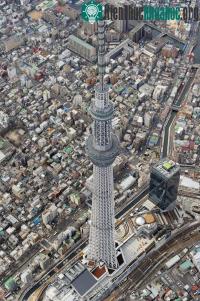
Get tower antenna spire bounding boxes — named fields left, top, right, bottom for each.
left=97, top=20, right=106, bottom=91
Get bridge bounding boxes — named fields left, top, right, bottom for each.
left=171, top=105, right=180, bottom=112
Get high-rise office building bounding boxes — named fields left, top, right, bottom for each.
left=149, top=159, right=180, bottom=212
left=86, top=21, right=119, bottom=269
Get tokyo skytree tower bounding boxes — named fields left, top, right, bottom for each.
left=86, top=20, right=119, bottom=269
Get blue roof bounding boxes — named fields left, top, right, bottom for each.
left=72, top=269, right=97, bottom=296
left=33, top=216, right=41, bottom=225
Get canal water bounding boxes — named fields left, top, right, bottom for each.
left=193, top=23, right=200, bottom=64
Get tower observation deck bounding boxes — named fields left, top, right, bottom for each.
left=86, top=20, right=120, bottom=269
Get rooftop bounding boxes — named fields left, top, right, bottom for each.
left=152, top=158, right=180, bottom=178
left=179, top=260, right=193, bottom=271
left=71, top=269, right=97, bottom=297
left=92, top=265, right=107, bottom=279
left=68, top=35, right=96, bottom=50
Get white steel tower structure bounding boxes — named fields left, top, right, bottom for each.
left=86, top=20, right=119, bottom=269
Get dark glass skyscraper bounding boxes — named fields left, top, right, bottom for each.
left=149, top=159, right=180, bottom=212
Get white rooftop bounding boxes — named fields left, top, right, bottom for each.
left=0, top=151, right=5, bottom=162
left=180, top=176, right=200, bottom=190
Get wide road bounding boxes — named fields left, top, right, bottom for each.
left=162, top=111, right=176, bottom=158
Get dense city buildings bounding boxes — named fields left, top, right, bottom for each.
left=0, top=0, right=200, bottom=300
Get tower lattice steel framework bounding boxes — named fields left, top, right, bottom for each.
left=86, top=20, right=119, bottom=269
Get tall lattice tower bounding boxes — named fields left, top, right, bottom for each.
left=86, top=20, right=119, bottom=269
